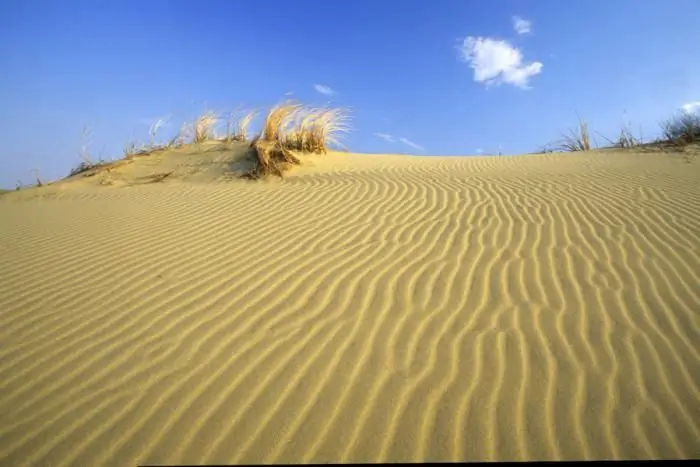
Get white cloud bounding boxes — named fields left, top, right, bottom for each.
left=681, top=101, right=700, bottom=114
left=476, top=148, right=484, bottom=154
left=399, top=137, right=424, bottom=151
left=374, top=132, right=396, bottom=143
left=314, top=84, right=335, bottom=96
left=457, top=36, right=543, bottom=88
left=512, top=16, right=532, bottom=35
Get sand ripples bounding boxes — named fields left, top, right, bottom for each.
left=1, top=151, right=699, bottom=464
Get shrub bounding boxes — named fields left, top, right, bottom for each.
left=660, top=112, right=700, bottom=146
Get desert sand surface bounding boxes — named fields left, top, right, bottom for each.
left=1, top=146, right=699, bottom=464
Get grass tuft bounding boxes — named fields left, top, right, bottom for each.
left=194, top=111, right=218, bottom=143
left=660, top=111, right=700, bottom=146
left=599, top=123, right=641, bottom=149
left=244, top=102, right=350, bottom=179
left=557, top=117, right=591, bottom=152
left=224, top=110, right=257, bottom=143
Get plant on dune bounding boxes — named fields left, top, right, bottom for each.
left=616, top=124, right=641, bottom=148
left=32, top=168, right=43, bottom=187
left=599, top=122, right=641, bottom=149
left=660, top=111, right=700, bottom=146
left=123, top=140, right=141, bottom=159
left=244, top=101, right=350, bottom=179
left=260, top=101, right=301, bottom=143
left=170, top=122, right=191, bottom=148
left=69, top=126, right=100, bottom=176
left=244, top=102, right=301, bottom=179
left=557, top=116, right=592, bottom=152
left=194, top=111, right=219, bottom=143
left=245, top=139, right=302, bottom=179
left=149, top=117, right=167, bottom=148
left=79, top=126, right=94, bottom=165
left=281, top=107, right=350, bottom=153
left=225, top=109, right=258, bottom=144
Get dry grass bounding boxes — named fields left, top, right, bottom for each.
left=259, top=102, right=301, bottom=143
left=194, top=111, right=218, bottom=144
left=32, top=169, right=43, bottom=187
left=660, top=112, right=700, bottom=146
left=245, top=102, right=350, bottom=179
left=281, top=107, right=350, bottom=153
left=244, top=140, right=301, bottom=179
left=149, top=118, right=167, bottom=147
left=599, top=123, right=641, bottom=149
left=557, top=117, right=592, bottom=152
left=225, top=110, right=257, bottom=143
left=616, top=124, right=641, bottom=148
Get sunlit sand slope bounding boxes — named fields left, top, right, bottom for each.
left=0, top=149, right=698, bottom=464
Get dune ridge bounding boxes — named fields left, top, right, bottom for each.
left=1, top=150, right=699, bottom=464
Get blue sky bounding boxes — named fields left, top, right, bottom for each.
left=1, top=0, right=699, bottom=188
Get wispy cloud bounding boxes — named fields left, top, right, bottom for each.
left=512, top=16, right=532, bottom=35
left=314, top=84, right=335, bottom=96
left=399, top=137, right=425, bottom=151
left=457, top=36, right=543, bottom=88
left=476, top=148, right=484, bottom=154
left=681, top=101, right=700, bottom=114
left=374, top=132, right=396, bottom=143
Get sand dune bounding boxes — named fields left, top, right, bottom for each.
left=1, top=148, right=699, bottom=464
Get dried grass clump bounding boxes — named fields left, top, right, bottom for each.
left=660, top=111, right=700, bottom=146
left=261, top=101, right=301, bottom=143
left=244, top=139, right=301, bottom=179
left=244, top=102, right=349, bottom=179
left=281, top=107, right=350, bottom=153
left=558, top=117, right=591, bottom=152
left=225, top=110, right=257, bottom=143
left=194, top=111, right=218, bottom=143
left=599, top=123, right=641, bottom=149
left=615, top=124, right=640, bottom=148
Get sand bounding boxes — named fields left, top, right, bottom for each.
left=1, top=146, right=699, bottom=464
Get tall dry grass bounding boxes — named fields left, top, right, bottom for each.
left=225, top=110, right=257, bottom=143
left=599, top=123, right=641, bottom=149
left=246, top=101, right=350, bottom=179
left=281, top=107, right=350, bottom=153
left=194, top=111, right=218, bottom=143
left=558, top=117, right=592, bottom=152
left=660, top=111, right=700, bottom=146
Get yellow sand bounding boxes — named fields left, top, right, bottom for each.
left=1, top=147, right=699, bottom=464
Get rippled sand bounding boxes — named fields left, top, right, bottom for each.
left=1, top=147, right=699, bottom=464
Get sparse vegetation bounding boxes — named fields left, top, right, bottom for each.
left=557, top=116, right=592, bottom=152
left=194, top=111, right=218, bottom=143
left=148, top=118, right=167, bottom=148
left=80, top=126, right=94, bottom=165
left=660, top=111, right=700, bottom=146
left=123, top=140, right=139, bottom=159
left=615, top=124, right=641, bottom=148
left=244, top=102, right=350, bottom=179
left=598, top=122, right=642, bottom=149
left=224, top=110, right=257, bottom=144
left=69, top=126, right=99, bottom=175
left=535, top=145, right=555, bottom=154
left=32, top=169, right=43, bottom=187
